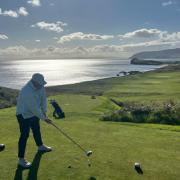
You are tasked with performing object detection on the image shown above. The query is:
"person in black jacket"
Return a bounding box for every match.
[50,100,65,119]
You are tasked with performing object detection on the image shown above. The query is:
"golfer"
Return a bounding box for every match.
[16,73,52,168]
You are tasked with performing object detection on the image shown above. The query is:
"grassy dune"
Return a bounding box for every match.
[0,65,180,180]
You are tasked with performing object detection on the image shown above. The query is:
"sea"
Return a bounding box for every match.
[0,59,164,89]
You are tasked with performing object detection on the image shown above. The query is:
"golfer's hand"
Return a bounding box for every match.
[44,118,52,124]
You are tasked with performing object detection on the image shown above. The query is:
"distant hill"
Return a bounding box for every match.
[131,48,180,59]
[131,58,164,65]
[130,57,180,65]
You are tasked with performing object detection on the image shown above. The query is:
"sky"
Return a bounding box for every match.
[0,0,180,59]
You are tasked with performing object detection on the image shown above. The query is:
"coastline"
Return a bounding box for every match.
[0,63,179,91]
[0,59,162,90]
[0,63,178,91]
[0,64,179,109]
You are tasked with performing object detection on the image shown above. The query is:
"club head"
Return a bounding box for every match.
[0,144,5,152]
[86,150,92,157]
[134,162,143,174]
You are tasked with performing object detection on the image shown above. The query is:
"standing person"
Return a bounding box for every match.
[16,73,52,168]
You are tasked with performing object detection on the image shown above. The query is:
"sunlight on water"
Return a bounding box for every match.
[0,59,163,89]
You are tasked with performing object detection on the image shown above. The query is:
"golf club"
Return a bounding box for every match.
[50,121,93,157]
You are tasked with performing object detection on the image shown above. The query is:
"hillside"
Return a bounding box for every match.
[130,58,164,65]
[131,48,180,59]
[0,87,18,109]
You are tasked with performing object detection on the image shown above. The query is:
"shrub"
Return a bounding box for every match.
[101,110,132,122]
[100,101,180,125]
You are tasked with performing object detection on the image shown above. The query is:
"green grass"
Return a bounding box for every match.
[0,66,180,180]
[104,71,180,103]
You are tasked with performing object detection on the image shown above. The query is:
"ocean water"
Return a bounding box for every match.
[0,59,163,89]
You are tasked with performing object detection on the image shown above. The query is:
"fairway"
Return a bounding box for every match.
[0,68,180,180]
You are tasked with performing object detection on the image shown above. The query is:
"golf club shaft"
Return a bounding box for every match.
[50,122,87,154]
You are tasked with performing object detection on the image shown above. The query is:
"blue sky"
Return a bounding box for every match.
[0,0,180,59]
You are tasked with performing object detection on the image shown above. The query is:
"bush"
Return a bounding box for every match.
[131,107,151,123]
[101,110,132,122]
[100,101,180,125]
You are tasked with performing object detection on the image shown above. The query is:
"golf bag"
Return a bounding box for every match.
[50,100,65,119]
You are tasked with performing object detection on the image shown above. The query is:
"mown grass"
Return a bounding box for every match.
[104,71,180,103]
[0,65,180,180]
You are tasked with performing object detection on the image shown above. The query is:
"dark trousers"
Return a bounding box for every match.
[16,114,43,158]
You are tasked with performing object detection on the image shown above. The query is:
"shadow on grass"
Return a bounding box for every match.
[14,151,47,180]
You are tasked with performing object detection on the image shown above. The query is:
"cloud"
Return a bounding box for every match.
[31,21,67,33]
[0,7,28,18]
[0,8,18,18]
[1,29,180,59]
[0,34,8,40]
[120,40,179,52]
[162,1,174,6]
[118,28,180,45]
[118,28,163,39]
[58,32,114,43]
[117,29,180,52]
[27,0,41,7]
[160,31,180,42]
[18,7,29,16]
[35,39,40,42]
[1,38,179,60]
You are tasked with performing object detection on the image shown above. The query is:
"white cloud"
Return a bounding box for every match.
[58,32,114,43]
[160,31,180,42]
[18,7,29,16]
[118,28,180,45]
[118,28,163,39]
[32,21,67,33]
[1,29,180,59]
[0,8,18,18]
[117,29,180,53]
[35,39,41,42]
[0,34,8,40]
[162,1,174,6]
[0,7,29,18]
[1,38,180,60]
[27,0,41,7]
[120,40,178,52]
